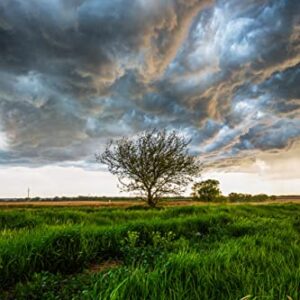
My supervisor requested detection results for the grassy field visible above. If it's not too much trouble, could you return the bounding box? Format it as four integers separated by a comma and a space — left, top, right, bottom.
0, 195, 299, 208
0, 204, 300, 299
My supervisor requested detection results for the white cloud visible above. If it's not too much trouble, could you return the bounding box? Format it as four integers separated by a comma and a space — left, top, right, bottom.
0, 130, 8, 151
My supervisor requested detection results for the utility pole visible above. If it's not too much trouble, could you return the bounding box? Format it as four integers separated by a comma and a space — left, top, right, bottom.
27, 188, 30, 199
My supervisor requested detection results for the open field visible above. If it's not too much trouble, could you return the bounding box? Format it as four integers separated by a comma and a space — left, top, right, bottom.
0, 196, 299, 208
1, 203, 300, 299
0, 200, 142, 208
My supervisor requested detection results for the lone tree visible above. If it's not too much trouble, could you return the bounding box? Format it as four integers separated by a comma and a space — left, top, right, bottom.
97, 129, 201, 207
192, 179, 221, 202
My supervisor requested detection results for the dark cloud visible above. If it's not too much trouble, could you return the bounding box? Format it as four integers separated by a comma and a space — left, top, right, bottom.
0, 0, 299, 169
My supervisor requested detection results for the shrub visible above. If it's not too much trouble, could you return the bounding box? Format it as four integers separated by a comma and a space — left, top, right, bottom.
192, 179, 222, 202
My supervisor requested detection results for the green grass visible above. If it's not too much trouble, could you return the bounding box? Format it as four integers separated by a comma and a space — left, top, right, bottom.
1, 204, 300, 299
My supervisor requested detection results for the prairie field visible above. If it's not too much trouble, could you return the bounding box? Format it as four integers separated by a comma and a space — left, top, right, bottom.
0, 203, 300, 299
0, 196, 299, 208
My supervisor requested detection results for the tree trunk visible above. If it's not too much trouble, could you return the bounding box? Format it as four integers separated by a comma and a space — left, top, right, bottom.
147, 191, 156, 207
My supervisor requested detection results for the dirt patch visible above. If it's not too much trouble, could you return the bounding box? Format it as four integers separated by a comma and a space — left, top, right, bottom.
87, 260, 122, 273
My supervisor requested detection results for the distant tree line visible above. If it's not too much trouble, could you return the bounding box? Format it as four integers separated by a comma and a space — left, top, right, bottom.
227, 193, 276, 202
191, 179, 277, 202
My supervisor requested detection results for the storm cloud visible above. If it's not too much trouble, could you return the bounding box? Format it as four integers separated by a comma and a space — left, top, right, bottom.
0, 0, 299, 169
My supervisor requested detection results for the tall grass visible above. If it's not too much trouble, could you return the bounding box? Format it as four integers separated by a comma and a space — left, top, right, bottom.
1, 204, 300, 299
0, 213, 232, 288
1, 204, 299, 230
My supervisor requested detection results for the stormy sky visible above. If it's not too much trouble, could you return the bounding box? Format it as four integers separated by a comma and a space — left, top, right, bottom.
0, 0, 299, 197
